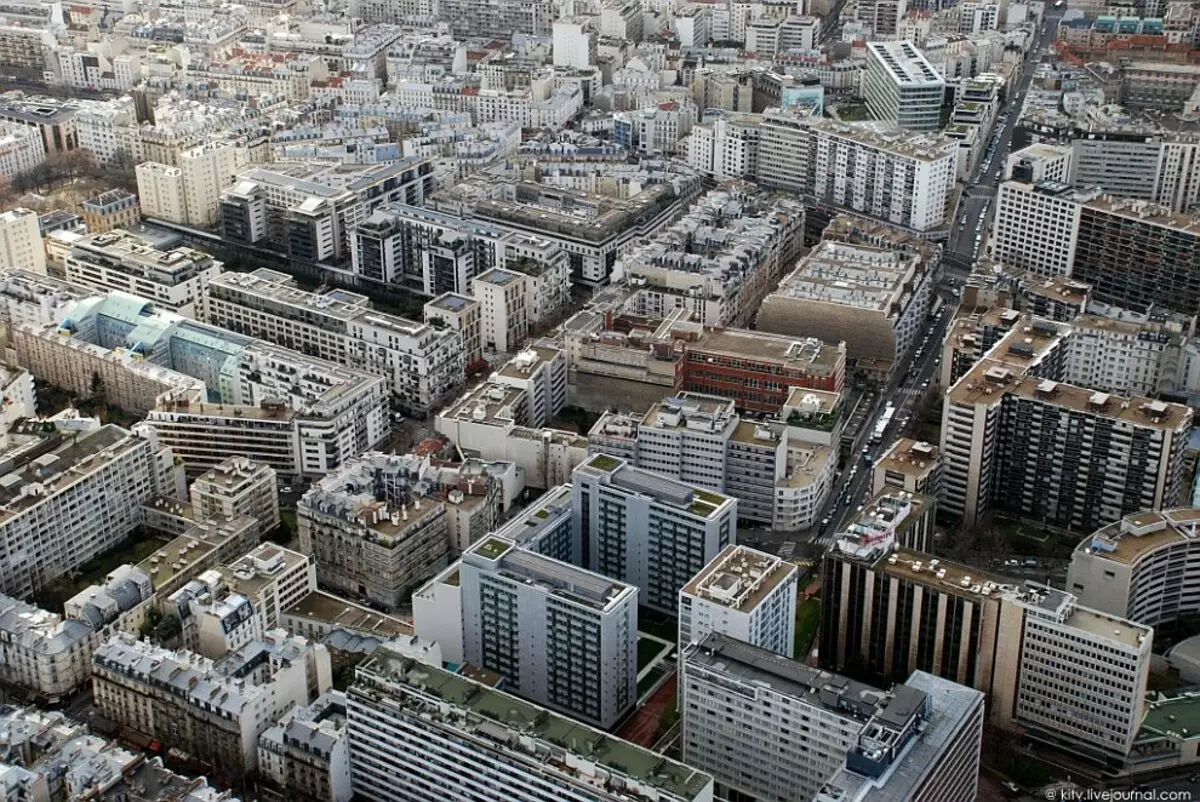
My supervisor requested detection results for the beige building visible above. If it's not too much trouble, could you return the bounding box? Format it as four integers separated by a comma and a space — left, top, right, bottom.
871, 437, 941, 497
258, 691, 352, 802
179, 141, 247, 228
0, 594, 96, 702
424, 291, 482, 366
0, 208, 46, 274
135, 162, 188, 224
81, 189, 140, 234
189, 456, 281, 536
473, 267, 528, 353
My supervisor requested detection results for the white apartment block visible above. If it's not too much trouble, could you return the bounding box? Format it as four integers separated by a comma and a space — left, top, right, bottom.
473, 267, 528, 353
0, 424, 178, 599
136, 162, 188, 224
679, 545, 798, 657
588, 392, 837, 531
179, 141, 249, 228
992, 181, 1093, 278
0, 594, 95, 702
759, 239, 935, 369
65, 231, 223, 317
92, 631, 331, 777
201, 268, 464, 414
0, 208, 46, 274
940, 316, 1192, 530
423, 292, 482, 365
757, 113, 957, 232
1064, 312, 1191, 398
456, 535, 638, 729
1004, 583, 1152, 762
258, 691, 352, 802
621, 190, 806, 329
1068, 508, 1200, 629
485, 344, 569, 429
686, 114, 762, 181
862, 41, 946, 132
189, 456, 280, 535
1006, 143, 1073, 185
347, 644, 715, 802
0, 120, 45, 181
571, 454, 737, 614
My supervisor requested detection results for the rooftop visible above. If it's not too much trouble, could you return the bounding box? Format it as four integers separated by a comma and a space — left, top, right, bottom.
467, 536, 635, 612
867, 41, 945, 87
682, 545, 797, 613
1079, 507, 1200, 565
767, 240, 926, 316
692, 327, 844, 371
283, 590, 413, 638
354, 648, 712, 801
874, 438, 940, 478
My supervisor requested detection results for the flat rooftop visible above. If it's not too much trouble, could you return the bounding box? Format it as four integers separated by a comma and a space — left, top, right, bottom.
1140, 690, 1200, 741
875, 438, 940, 478
497, 346, 561, 381
877, 548, 1018, 600
682, 545, 797, 613
768, 240, 923, 315
1065, 604, 1149, 649
692, 328, 843, 371
1080, 508, 1200, 565
284, 590, 413, 638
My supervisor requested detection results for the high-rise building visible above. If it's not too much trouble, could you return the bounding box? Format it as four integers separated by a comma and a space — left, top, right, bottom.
862, 42, 945, 132
457, 535, 638, 729
992, 181, 1091, 279
571, 454, 737, 613
188, 456, 280, 536
346, 644, 715, 802
178, 141, 247, 228
678, 544, 798, 656
135, 162, 188, 224
0, 208, 46, 274
940, 314, 1192, 530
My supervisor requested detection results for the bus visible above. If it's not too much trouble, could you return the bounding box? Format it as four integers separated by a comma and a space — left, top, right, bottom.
929, 297, 945, 319
871, 404, 895, 444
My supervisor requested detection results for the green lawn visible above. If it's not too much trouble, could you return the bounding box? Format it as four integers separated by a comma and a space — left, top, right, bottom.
637, 636, 666, 672
33, 532, 170, 612
793, 597, 821, 661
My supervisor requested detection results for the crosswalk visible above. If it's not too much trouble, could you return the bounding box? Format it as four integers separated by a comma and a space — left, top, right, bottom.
897, 386, 927, 399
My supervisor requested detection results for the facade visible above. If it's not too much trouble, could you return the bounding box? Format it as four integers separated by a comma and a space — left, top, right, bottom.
679, 544, 798, 656
258, 691, 352, 802
685, 114, 762, 181
757, 113, 957, 233
571, 454, 737, 614
457, 535, 638, 729
423, 292, 482, 366
347, 644, 715, 802
1067, 508, 1200, 628
871, 438, 941, 497
0, 594, 95, 702
64, 231, 223, 317
81, 189, 140, 234
473, 267, 528, 353
92, 631, 331, 778
136, 162, 189, 225
0, 208, 46, 274
992, 181, 1091, 278
189, 456, 281, 536
0, 120, 46, 181
862, 42, 946, 132
200, 268, 464, 414
940, 315, 1192, 530
759, 240, 935, 370
298, 452, 462, 610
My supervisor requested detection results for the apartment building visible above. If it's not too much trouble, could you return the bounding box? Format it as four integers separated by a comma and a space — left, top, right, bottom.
813, 672, 985, 802
298, 453, 454, 610
571, 454, 736, 614
759, 240, 934, 373
0, 120, 45, 181
473, 268, 528, 352
456, 535, 638, 729
871, 438, 941, 497
621, 190, 805, 329
64, 231, 223, 317
201, 268, 464, 414
862, 42, 946, 132
80, 189, 140, 234
179, 141, 247, 228
0, 424, 178, 598
0, 208, 46, 274
258, 691, 352, 802
682, 633, 973, 802
347, 644, 715, 802
1067, 507, 1200, 628
757, 112, 956, 233
685, 114, 762, 181
0, 595, 95, 702
678, 545, 797, 657
940, 315, 1192, 530
135, 162, 188, 225
423, 292, 482, 366
588, 392, 837, 530
92, 631, 331, 778
63, 564, 154, 638
992, 181, 1092, 278
189, 456, 280, 535
1063, 312, 1195, 398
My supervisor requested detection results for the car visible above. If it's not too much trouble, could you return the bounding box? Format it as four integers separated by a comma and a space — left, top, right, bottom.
821, 516, 832, 528
1023, 558, 1038, 567
282, 486, 293, 494
1001, 780, 1021, 796
1005, 559, 1019, 567
855, 505, 864, 513
861, 445, 870, 455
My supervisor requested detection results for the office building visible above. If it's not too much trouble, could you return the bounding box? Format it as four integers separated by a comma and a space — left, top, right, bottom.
871, 438, 941, 497
0, 424, 179, 599
862, 42, 945, 132
682, 633, 967, 802
588, 391, 837, 530
813, 672, 985, 802
678, 545, 798, 657
64, 230, 223, 317
201, 268, 464, 414
940, 315, 1191, 530
1067, 507, 1200, 628
759, 240, 935, 372
189, 456, 280, 536
457, 535, 638, 729
81, 189, 140, 234
92, 631, 331, 778
258, 691, 352, 802
757, 113, 956, 232
571, 454, 736, 614
0, 208, 46, 274
346, 644, 715, 802
299, 452, 461, 610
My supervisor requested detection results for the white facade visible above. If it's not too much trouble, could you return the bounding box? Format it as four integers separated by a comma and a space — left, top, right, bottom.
992, 181, 1090, 278
136, 162, 188, 224
0, 121, 45, 181
679, 545, 798, 657
190, 456, 281, 535
553, 19, 595, 69
179, 141, 248, 228
457, 536, 638, 729
473, 267, 528, 353
0, 208, 46, 274
686, 116, 761, 181
258, 691, 352, 802
862, 42, 946, 132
